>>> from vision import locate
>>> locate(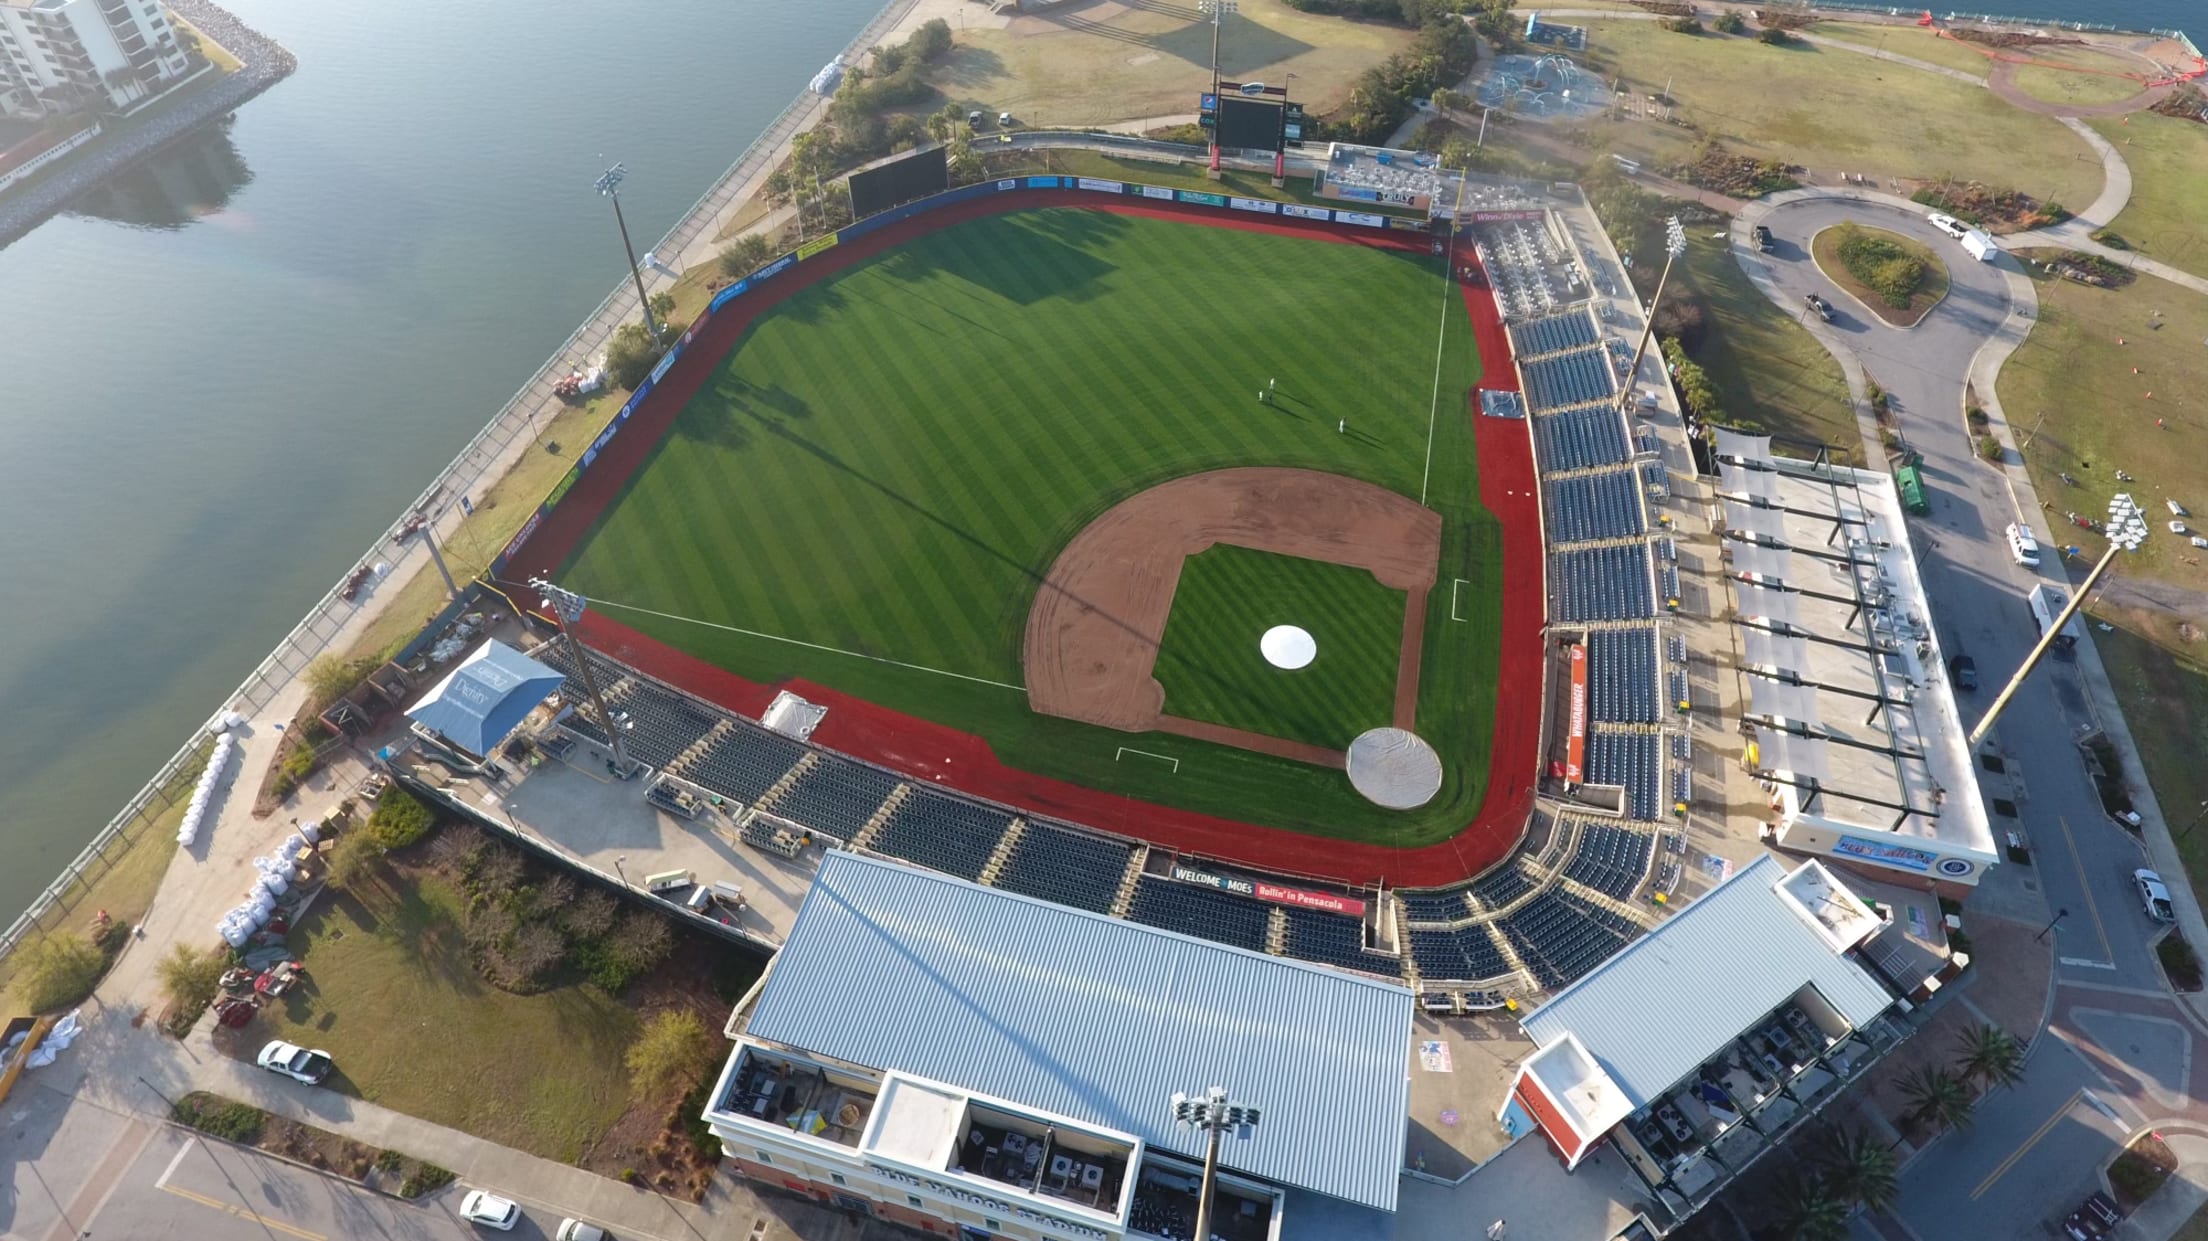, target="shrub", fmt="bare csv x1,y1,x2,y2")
157,943,228,1029
1661,337,1722,421
502,923,567,990
1966,405,1988,430
1667,15,1701,32
1834,224,1929,308
2090,228,2128,250
718,234,777,278
325,829,380,890
365,786,435,850
626,1010,719,1099
472,845,526,895
1757,26,1792,44
303,654,379,712
1713,10,1746,32
172,1093,266,1144
398,1162,456,1198
1977,434,2003,462
562,889,619,941
2159,936,2203,991
425,823,488,872
16,933,108,1013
